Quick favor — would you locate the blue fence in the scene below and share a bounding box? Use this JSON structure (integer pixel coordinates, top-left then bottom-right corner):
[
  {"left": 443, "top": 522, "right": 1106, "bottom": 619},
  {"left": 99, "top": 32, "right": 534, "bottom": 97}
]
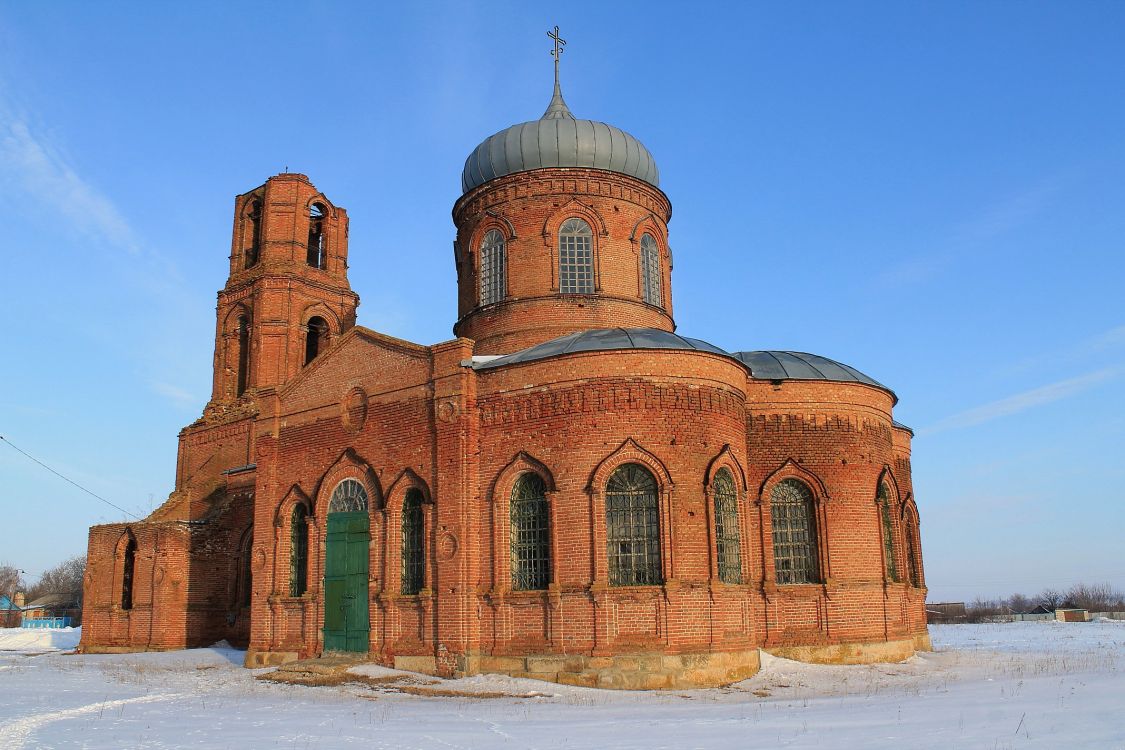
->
[{"left": 21, "top": 617, "right": 73, "bottom": 629}]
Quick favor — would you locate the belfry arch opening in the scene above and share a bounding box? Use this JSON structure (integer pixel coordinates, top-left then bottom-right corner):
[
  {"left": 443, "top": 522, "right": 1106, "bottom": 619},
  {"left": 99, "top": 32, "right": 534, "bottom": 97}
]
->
[
  {"left": 307, "top": 203, "right": 327, "bottom": 269},
  {"left": 236, "top": 314, "right": 250, "bottom": 396},
  {"left": 245, "top": 199, "right": 262, "bottom": 268},
  {"left": 305, "top": 316, "right": 329, "bottom": 365}
]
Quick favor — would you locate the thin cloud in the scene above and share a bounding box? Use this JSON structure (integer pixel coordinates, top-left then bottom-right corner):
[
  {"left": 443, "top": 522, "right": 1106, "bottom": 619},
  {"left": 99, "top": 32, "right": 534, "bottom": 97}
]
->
[
  {"left": 150, "top": 381, "right": 201, "bottom": 409},
  {"left": 0, "top": 111, "right": 139, "bottom": 253},
  {"left": 919, "top": 366, "right": 1124, "bottom": 436}
]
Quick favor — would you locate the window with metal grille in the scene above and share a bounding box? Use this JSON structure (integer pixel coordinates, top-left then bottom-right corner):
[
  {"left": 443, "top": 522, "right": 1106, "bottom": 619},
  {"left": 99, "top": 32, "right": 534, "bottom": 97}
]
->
[
  {"left": 290, "top": 504, "right": 309, "bottom": 597},
  {"left": 771, "top": 479, "right": 820, "bottom": 585},
  {"left": 237, "top": 528, "right": 253, "bottom": 608},
  {"left": 328, "top": 479, "right": 368, "bottom": 514},
  {"left": 510, "top": 473, "right": 550, "bottom": 590},
  {"left": 121, "top": 534, "right": 137, "bottom": 610},
  {"left": 906, "top": 514, "right": 921, "bottom": 587},
  {"left": 878, "top": 483, "right": 899, "bottom": 582},
  {"left": 606, "top": 463, "right": 662, "bottom": 586},
  {"left": 479, "top": 229, "right": 506, "bottom": 306},
  {"left": 640, "top": 233, "right": 662, "bottom": 307},
  {"left": 401, "top": 488, "right": 425, "bottom": 595},
  {"left": 558, "top": 218, "right": 593, "bottom": 294},
  {"left": 713, "top": 468, "right": 742, "bottom": 584}
]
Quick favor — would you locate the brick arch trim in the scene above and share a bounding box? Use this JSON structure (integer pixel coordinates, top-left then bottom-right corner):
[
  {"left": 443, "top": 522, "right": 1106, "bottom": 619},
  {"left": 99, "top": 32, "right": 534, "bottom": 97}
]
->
[
  {"left": 757, "top": 459, "right": 830, "bottom": 505},
  {"left": 313, "top": 448, "right": 383, "bottom": 520},
  {"left": 384, "top": 467, "right": 432, "bottom": 509},
  {"left": 489, "top": 451, "right": 557, "bottom": 505},
  {"left": 703, "top": 444, "right": 747, "bottom": 491},
  {"left": 304, "top": 192, "right": 338, "bottom": 217},
  {"left": 273, "top": 484, "right": 312, "bottom": 527},
  {"left": 482, "top": 209, "right": 517, "bottom": 240},
  {"left": 875, "top": 465, "right": 903, "bottom": 506},
  {"left": 222, "top": 302, "right": 253, "bottom": 331},
  {"left": 300, "top": 303, "right": 342, "bottom": 334},
  {"left": 540, "top": 198, "right": 609, "bottom": 238},
  {"left": 587, "top": 438, "right": 674, "bottom": 493}
]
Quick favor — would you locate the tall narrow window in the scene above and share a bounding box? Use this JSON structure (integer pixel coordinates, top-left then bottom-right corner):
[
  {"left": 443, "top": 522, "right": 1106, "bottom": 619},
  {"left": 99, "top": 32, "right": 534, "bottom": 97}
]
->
[
  {"left": 713, "top": 468, "right": 742, "bottom": 584},
  {"left": 245, "top": 199, "right": 262, "bottom": 268},
  {"left": 479, "top": 229, "right": 506, "bottom": 306},
  {"left": 510, "top": 473, "right": 550, "bottom": 590},
  {"left": 307, "top": 203, "right": 326, "bottom": 269},
  {"left": 558, "top": 218, "right": 593, "bottom": 294},
  {"left": 237, "top": 528, "right": 253, "bottom": 608},
  {"left": 401, "top": 488, "right": 425, "bottom": 595},
  {"left": 640, "top": 233, "right": 662, "bottom": 307},
  {"left": 290, "top": 504, "right": 309, "bottom": 597},
  {"left": 878, "top": 482, "right": 899, "bottom": 582},
  {"left": 606, "top": 464, "right": 662, "bottom": 586},
  {"left": 236, "top": 314, "right": 250, "bottom": 396},
  {"left": 305, "top": 316, "right": 329, "bottom": 365},
  {"left": 771, "top": 479, "right": 820, "bottom": 585},
  {"left": 905, "top": 514, "right": 921, "bottom": 587},
  {"left": 121, "top": 533, "right": 137, "bottom": 610}
]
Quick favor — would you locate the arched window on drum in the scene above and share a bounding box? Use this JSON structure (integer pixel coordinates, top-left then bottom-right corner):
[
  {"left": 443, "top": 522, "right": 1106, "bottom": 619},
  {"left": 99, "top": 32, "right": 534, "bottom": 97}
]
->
[
  {"left": 770, "top": 479, "right": 820, "bottom": 585},
  {"left": 605, "top": 464, "right": 662, "bottom": 586}
]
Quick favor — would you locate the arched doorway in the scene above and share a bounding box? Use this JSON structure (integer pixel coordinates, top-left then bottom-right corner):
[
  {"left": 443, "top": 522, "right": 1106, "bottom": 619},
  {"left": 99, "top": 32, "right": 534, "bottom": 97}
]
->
[{"left": 323, "top": 479, "right": 370, "bottom": 652}]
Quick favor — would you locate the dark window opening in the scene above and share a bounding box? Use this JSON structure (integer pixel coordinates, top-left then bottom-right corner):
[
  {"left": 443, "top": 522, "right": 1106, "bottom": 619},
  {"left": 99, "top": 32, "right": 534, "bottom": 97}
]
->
[
  {"left": 304, "top": 316, "right": 329, "bottom": 366},
  {"left": 771, "top": 479, "right": 820, "bottom": 585},
  {"left": 307, "top": 203, "right": 327, "bottom": 269},
  {"left": 236, "top": 315, "right": 250, "bottom": 396},
  {"left": 906, "top": 516, "right": 921, "bottom": 587},
  {"left": 237, "top": 528, "right": 253, "bottom": 609},
  {"left": 245, "top": 200, "right": 262, "bottom": 268},
  {"left": 606, "top": 463, "right": 662, "bottom": 586},
  {"left": 401, "top": 489, "right": 425, "bottom": 595},
  {"left": 878, "top": 483, "right": 899, "bottom": 582},
  {"left": 290, "top": 505, "right": 308, "bottom": 597},
  {"left": 510, "top": 473, "right": 550, "bottom": 590},
  {"left": 713, "top": 468, "right": 742, "bottom": 584},
  {"left": 121, "top": 535, "right": 137, "bottom": 610}
]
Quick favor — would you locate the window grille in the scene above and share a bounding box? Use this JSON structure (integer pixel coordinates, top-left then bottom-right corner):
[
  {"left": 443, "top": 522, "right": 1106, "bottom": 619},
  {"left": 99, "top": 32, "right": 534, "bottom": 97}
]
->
[
  {"left": 771, "top": 479, "right": 820, "bottom": 585},
  {"left": 558, "top": 218, "right": 594, "bottom": 294},
  {"left": 121, "top": 535, "right": 137, "bottom": 610},
  {"left": 238, "top": 529, "right": 253, "bottom": 608},
  {"left": 328, "top": 479, "right": 368, "bottom": 514},
  {"left": 401, "top": 489, "right": 425, "bottom": 595},
  {"left": 640, "top": 233, "right": 662, "bottom": 307},
  {"left": 878, "top": 483, "right": 899, "bottom": 582},
  {"left": 510, "top": 473, "right": 550, "bottom": 590},
  {"left": 713, "top": 468, "right": 742, "bottom": 584},
  {"left": 290, "top": 504, "right": 308, "bottom": 597},
  {"left": 906, "top": 516, "right": 921, "bottom": 587},
  {"left": 606, "top": 463, "right": 662, "bottom": 586},
  {"left": 479, "top": 229, "right": 506, "bottom": 306}
]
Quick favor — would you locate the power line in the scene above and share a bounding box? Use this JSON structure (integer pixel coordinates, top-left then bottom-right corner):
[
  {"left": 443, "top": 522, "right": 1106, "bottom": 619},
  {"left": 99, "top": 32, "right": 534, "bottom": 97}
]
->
[{"left": 1, "top": 434, "right": 142, "bottom": 521}]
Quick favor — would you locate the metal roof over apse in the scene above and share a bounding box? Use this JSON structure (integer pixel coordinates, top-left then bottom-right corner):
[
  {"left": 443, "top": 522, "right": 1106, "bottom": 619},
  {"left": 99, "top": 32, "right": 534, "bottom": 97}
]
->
[
  {"left": 461, "top": 82, "right": 660, "bottom": 194},
  {"left": 729, "top": 351, "right": 895, "bottom": 397},
  {"left": 473, "top": 328, "right": 728, "bottom": 370}
]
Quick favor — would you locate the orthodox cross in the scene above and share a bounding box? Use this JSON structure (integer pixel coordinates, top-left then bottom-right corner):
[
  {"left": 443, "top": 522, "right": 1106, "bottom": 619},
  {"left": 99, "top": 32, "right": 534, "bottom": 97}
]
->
[{"left": 548, "top": 25, "right": 566, "bottom": 86}]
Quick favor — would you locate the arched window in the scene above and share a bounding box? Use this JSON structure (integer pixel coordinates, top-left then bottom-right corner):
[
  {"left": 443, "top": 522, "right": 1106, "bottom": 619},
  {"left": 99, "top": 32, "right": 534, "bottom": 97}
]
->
[
  {"left": 771, "top": 479, "right": 820, "bottom": 585},
  {"left": 237, "top": 528, "right": 253, "bottom": 608},
  {"left": 328, "top": 479, "right": 368, "bottom": 513},
  {"left": 236, "top": 314, "right": 251, "bottom": 396},
  {"left": 307, "top": 203, "right": 326, "bottom": 269},
  {"left": 905, "top": 512, "right": 922, "bottom": 587},
  {"left": 712, "top": 468, "right": 742, "bottom": 584},
  {"left": 878, "top": 482, "right": 899, "bottom": 582},
  {"left": 479, "top": 229, "right": 506, "bottom": 306},
  {"left": 606, "top": 463, "right": 662, "bottom": 586},
  {"left": 121, "top": 533, "right": 137, "bottom": 610},
  {"left": 305, "top": 316, "right": 329, "bottom": 365},
  {"left": 401, "top": 488, "right": 425, "bottom": 595},
  {"left": 640, "top": 233, "right": 662, "bottom": 307},
  {"left": 510, "top": 473, "right": 550, "bottom": 590},
  {"left": 558, "top": 218, "right": 594, "bottom": 294},
  {"left": 245, "top": 199, "right": 262, "bottom": 268},
  {"left": 290, "top": 504, "right": 309, "bottom": 597}
]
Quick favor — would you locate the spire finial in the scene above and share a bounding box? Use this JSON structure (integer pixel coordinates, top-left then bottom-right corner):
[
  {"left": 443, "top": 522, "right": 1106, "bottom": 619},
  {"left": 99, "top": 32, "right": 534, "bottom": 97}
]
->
[
  {"left": 542, "top": 26, "right": 574, "bottom": 120},
  {"left": 548, "top": 25, "right": 566, "bottom": 88}
]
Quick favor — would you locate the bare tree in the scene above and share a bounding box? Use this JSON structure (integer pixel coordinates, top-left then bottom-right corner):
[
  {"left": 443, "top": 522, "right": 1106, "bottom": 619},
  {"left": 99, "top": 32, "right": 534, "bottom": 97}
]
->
[
  {"left": 25, "top": 556, "right": 85, "bottom": 602},
  {"left": 1036, "top": 588, "right": 1066, "bottom": 611},
  {"left": 0, "top": 563, "right": 23, "bottom": 600},
  {"left": 1066, "top": 582, "right": 1123, "bottom": 611}
]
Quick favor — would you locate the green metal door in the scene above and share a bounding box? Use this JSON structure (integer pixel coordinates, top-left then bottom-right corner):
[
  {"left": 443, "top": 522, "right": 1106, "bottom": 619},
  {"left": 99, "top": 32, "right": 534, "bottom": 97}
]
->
[{"left": 323, "top": 511, "right": 369, "bottom": 652}]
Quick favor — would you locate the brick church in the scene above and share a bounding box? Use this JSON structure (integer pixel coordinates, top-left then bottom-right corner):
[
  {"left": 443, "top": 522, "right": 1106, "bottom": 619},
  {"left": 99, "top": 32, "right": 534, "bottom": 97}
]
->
[{"left": 81, "top": 45, "right": 930, "bottom": 688}]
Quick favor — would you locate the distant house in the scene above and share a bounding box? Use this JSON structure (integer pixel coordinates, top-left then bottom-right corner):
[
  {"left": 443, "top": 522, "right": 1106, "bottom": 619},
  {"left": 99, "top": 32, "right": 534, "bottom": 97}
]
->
[
  {"left": 21, "top": 592, "right": 81, "bottom": 629},
  {"left": 926, "top": 602, "right": 967, "bottom": 624},
  {"left": 1, "top": 594, "right": 22, "bottom": 628}
]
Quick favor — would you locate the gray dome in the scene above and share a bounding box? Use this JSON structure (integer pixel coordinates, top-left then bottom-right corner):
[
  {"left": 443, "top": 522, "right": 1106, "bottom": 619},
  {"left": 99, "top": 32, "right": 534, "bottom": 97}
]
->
[
  {"left": 461, "top": 83, "right": 660, "bottom": 194},
  {"left": 730, "top": 351, "right": 894, "bottom": 398},
  {"left": 473, "top": 328, "right": 725, "bottom": 370}
]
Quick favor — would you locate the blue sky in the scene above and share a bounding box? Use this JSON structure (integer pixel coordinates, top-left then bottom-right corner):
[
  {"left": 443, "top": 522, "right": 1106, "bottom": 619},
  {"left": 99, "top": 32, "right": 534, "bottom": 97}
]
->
[{"left": 1, "top": 2, "right": 1122, "bottom": 603}]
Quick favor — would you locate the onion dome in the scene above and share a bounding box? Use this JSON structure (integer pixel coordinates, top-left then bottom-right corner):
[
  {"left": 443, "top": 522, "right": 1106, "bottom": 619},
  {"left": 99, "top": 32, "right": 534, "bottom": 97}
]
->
[{"left": 461, "top": 80, "right": 660, "bottom": 194}]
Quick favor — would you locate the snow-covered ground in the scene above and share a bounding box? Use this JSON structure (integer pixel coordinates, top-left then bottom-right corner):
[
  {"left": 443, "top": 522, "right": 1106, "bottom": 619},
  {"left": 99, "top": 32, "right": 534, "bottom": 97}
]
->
[{"left": 0, "top": 621, "right": 1121, "bottom": 749}]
